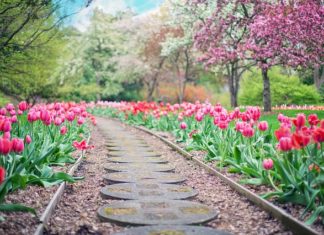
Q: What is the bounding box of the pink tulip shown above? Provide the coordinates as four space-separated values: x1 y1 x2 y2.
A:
258 121 268 131
278 137 293 151
54 117 62 126
77 117 85 125
0 138 12 155
60 126 67 135
3 132 10 139
242 125 254 138
218 121 228 130
0 108 6 116
18 101 28 112
5 103 14 112
66 111 75 122
195 113 203 122
25 135 32 144
263 158 273 170
11 138 24 153
11 115 17 123
180 122 187 129
2 120 11 132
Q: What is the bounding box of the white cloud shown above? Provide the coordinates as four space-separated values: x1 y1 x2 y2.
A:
73 0 128 32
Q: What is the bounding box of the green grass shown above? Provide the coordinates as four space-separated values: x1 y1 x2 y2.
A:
260 110 324 130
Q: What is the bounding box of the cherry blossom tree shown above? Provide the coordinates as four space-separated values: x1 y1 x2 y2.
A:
245 0 324 111
190 0 324 111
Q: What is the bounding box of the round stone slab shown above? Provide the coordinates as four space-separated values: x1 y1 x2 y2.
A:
108 146 154 152
97 199 218 225
107 157 168 164
104 163 175 172
113 225 232 235
108 151 161 158
104 172 185 184
100 183 197 200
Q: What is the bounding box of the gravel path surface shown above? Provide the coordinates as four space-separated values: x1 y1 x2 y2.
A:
46 117 293 234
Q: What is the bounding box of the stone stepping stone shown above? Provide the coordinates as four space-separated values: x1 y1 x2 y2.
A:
97 199 218 225
107 142 149 147
108 151 161 158
107 146 154 152
107 157 168 164
104 172 186 184
100 183 198 200
104 163 175 172
113 225 232 235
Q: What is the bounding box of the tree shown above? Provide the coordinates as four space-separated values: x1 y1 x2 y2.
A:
189 0 253 107
190 0 324 111
245 0 324 111
161 0 207 103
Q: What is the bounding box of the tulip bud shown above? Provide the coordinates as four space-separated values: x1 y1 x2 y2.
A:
60 126 67 135
262 158 273 170
25 135 32 144
77 117 85 125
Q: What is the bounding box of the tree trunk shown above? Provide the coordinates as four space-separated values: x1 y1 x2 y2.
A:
314 65 324 90
262 68 271 112
227 63 239 108
146 58 165 102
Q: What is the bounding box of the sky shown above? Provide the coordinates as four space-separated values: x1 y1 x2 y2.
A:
69 0 163 32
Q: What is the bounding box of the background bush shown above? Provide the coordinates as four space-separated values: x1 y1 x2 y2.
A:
239 67 321 106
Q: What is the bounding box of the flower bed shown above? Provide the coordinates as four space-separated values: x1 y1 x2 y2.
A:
0 101 95 219
89 101 324 227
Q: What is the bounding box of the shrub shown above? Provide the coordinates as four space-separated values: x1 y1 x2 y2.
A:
239 67 321 106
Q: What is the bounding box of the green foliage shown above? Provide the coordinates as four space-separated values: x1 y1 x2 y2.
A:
239 67 321 106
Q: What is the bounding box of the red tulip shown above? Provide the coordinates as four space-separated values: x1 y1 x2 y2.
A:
278 137 293 151
218 121 228 130
274 127 291 140
0 167 5 185
292 133 310 149
11 138 24 153
308 114 320 126
72 140 93 150
258 121 268 131
313 128 324 143
292 113 306 130
262 158 273 170
0 138 12 155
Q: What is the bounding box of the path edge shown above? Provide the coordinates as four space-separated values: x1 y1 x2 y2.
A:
33 134 91 235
